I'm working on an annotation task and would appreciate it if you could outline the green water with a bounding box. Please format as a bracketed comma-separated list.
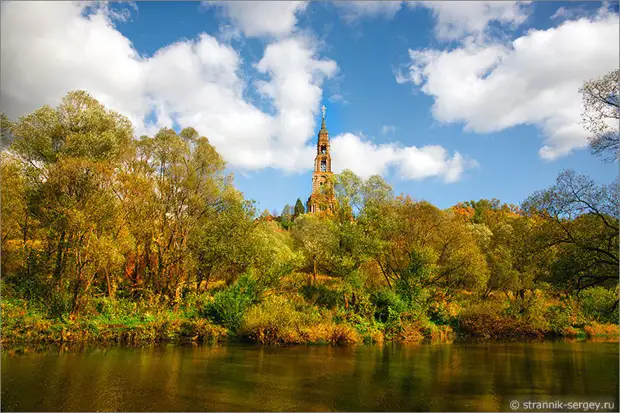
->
[2, 342, 618, 412]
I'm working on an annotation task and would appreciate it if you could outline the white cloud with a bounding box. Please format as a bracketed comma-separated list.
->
[1, 1, 478, 182]
[380, 125, 396, 135]
[409, 1, 531, 42]
[335, 1, 404, 22]
[330, 132, 476, 182]
[0, 2, 149, 133]
[0, 2, 333, 172]
[397, 12, 620, 159]
[204, 1, 308, 38]
[217, 24, 242, 43]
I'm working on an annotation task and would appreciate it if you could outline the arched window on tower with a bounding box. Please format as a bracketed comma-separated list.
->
[320, 145, 326, 154]
[320, 159, 327, 172]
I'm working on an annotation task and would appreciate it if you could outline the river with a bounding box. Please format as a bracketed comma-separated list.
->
[2, 342, 618, 412]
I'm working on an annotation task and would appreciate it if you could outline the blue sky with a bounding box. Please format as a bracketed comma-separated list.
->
[1, 1, 618, 214]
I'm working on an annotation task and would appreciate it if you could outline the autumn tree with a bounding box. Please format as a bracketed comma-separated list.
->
[6, 90, 133, 315]
[280, 204, 293, 229]
[335, 170, 394, 217]
[1, 112, 14, 149]
[360, 196, 488, 300]
[523, 170, 619, 292]
[452, 200, 548, 300]
[579, 69, 619, 162]
[291, 214, 337, 283]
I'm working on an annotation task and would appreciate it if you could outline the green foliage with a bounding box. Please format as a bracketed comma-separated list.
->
[523, 170, 618, 292]
[300, 284, 342, 308]
[294, 198, 305, 217]
[395, 250, 432, 312]
[291, 214, 338, 276]
[428, 299, 458, 326]
[580, 287, 619, 324]
[240, 296, 306, 345]
[203, 274, 260, 332]
[2, 91, 619, 347]
[545, 305, 573, 336]
[371, 289, 408, 324]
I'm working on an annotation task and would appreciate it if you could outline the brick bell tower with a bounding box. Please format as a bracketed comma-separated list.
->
[307, 105, 336, 214]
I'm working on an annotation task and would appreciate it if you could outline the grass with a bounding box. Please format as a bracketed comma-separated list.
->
[2, 278, 618, 347]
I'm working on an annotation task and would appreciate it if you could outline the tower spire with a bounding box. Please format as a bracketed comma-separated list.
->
[307, 104, 335, 214]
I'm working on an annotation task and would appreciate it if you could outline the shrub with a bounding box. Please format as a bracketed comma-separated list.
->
[584, 322, 619, 339]
[371, 289, 408, 323]
[580, 287, 619, 324]
[300, 284, 342, 308]
[179, 319, 228, 343]
[395, 321, 425, 343]
[179, 291, 212, 319]
[240, 296, 304, 345]
[203, 274, 260, 332]
[328, 324, 359, 345]
[333, 309, 383, 344]
[545, 305, 573, 336]
[428, 298, 460, 326]
[241, 296, 360, 346]
[457, 300, 545, 340]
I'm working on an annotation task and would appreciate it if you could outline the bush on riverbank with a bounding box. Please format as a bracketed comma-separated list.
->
[2, 285, 618, 346]
[1, 298, 227, 345]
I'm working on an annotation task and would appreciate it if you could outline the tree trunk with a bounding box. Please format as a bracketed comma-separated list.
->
[105, 269, 113, 298]
[313, 257, 317, 285]
[53, 231, 66, 283]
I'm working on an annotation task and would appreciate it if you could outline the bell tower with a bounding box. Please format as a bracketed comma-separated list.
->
[307, 105, 336, 214]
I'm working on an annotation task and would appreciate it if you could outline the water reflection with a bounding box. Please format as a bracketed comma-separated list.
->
[2, 342, 618, 412]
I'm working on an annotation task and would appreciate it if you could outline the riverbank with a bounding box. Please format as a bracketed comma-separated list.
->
[2, 297, 618, 347]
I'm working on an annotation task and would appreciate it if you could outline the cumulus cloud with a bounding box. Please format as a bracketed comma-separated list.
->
[0, 1, 149, 132]
[1, 1, 334, 171]
[1, 1, 477, 181]
[397, 11, 619, 159]
[330, 133, 477, 182]
[203, 1, 308, 38]
[334, 1, 404, 22]
[409, 1, 531, 42]
[333, 1, 530, 41]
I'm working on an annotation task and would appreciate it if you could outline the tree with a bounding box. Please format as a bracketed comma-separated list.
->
[523, 170, 619, 292]
[452, 200, 547, 299]
[579, 69, 619, 162]
[359, 196, 488, 299]
[189, 188, 256, 289]
[293, 198, 305, 218]
[280, 204, 293, 229]
[126, 126, 229, 298]
[291, 214, 337, 283]
[282, 204, 293, 218]
[6, 90, 134, 314]
[335, 170, 393, 217]
[1, 112, 14, 149]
